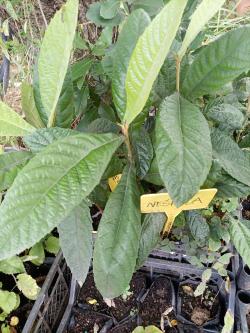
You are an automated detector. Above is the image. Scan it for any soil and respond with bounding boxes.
[68,309,110,333]
[110,273,146,321]
[179,283,219,326]
[140,276,174,328]
[242,196,250,220]
[78,273,109,313]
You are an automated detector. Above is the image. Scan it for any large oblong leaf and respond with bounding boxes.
[38,0,78,127]
[0,151,33,191]
[0,101,35,136]
[182,27,250,98]
[123,0,188,125]
[0,133,122,260]
[155,93,212,207]
[211,128,250,186]
[58,202,93,285]
[93,165,141,298]
[177,0,226,60]
[112,9,151,120]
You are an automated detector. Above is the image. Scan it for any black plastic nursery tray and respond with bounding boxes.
[59,252,236,333]
[22,251,71,333]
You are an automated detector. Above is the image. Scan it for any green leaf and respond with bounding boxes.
[21,82,45,128]
[206,103,244,132]
[131,126,153,179]
[229,218,250,268]
[0,101,35,137]
[16,273,40,300]
[155,93,212,207]
[132,0,164,17]
[143,157,163,186]
[0,256,25,274]
[24,127,76,153]
[29,241,45,266]
[100,0,120,19]
[1,324,11,333]
[112,9,150,120]
[137,213,165,268]
[177,0,226,60]
[0,290,18,314]
[38,0,78,127]
[54,70,75,128]
[0,151,33,191]
[222,310,234,333]
[182,27,250,98]
[87,118,119,134]
[44,236,60,255]
[71,58,93,82]
[215,174,250,198]
[239,133,250,148]
[211,128,250,187]
[58,202,93,285]
[86,2,123,27]
[187,211,209,245]
[0,133,123,260]
[93,165,141,298]
[123,0,188,124]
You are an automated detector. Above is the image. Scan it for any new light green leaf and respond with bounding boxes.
[0,256,25,275]
[21,82,45,128]
[0,151,33,191]
[44,236,60,255]
[58,202,93,285]
[178,0,226,60]
[229,218,250,268]
[182,27,250,98]
[0,101,35,136]
[0,290,18,313]
[112,9,151,120]
[16,273,40,300]
[155,93,212,207]
[38,0,78,127]
[123,0,188,124]
[29,241,45,266]
[211,128,250,186]
[0,133,123,260]
[93,165,141,298]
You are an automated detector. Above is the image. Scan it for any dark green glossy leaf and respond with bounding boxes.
[112,9,150,120]
[86,2,123,27]
[0,133,123,260]
[71,58,93,82]
[186,211,209,246]
[93,165,141,298]
[0,151,33,191]
[182,27,250,98]
[211,128,250,186]
[239,133,250,148]
[100,0,120,19]
[137,213,165,268]
[155,93,212,207]
[143,157,163,186]
[131,126,153,179]
[58,202,93,284]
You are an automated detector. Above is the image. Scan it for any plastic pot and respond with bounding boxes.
[238,263,250,290]
[236,290,250,333]
[177,278,220,328]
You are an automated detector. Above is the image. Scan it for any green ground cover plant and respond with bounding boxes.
[0,0,249,307]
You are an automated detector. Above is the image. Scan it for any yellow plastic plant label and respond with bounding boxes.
[141,189,217,234]
[108,174,122,192]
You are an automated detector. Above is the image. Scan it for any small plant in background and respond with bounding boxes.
[0,0,249,317]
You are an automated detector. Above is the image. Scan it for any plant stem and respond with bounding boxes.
[176,56,181,92]
[122,123,133,162]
